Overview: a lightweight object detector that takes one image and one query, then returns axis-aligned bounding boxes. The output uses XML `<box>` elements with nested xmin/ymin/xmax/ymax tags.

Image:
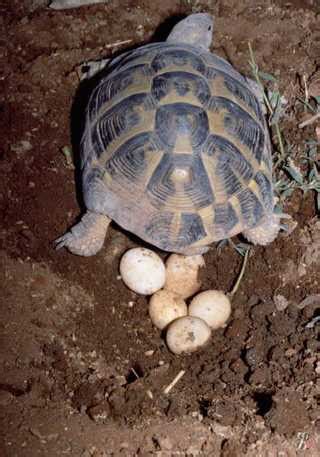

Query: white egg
<box><xmin>149</xmin><ymin>289</ymin><xmax>187</xmax><ymax>330</ymax></box>
<box><xmin>164</xmin><ymin>254</ymin><xmax>205</xmax><ymax>299</ymax></box>
<box><xmin>120</xmin><ymin>248</ymin><xmax>166</xmax><ymax>295</ymax></box>
<box><xmin>189</xmin><ymin>290</ymin><xmax>231</xmax><ymax>329</ymax></box>
<box><xmin>166</xmin><ymin>316</ymin><xmax>211</xmax><ymax>355</ymax></box>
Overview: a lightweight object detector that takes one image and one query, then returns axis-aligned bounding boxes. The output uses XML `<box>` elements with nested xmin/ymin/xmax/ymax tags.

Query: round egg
<box><xmin>149</xmin><ymin>289</ymin><xmax>187</xmax><ymax>330</ymax></box>
<box><xmin>164</xmin><ymin>254</ymin><xmax>205</xmax><ymax>299</ymax></box>
<box><xmin>120</xmin><ymin>248</ymin><xmax>166</xmax><ymax>295</ymax></box>
<box><xmin>189</xmin><ymin>290</ymin><xmax>231</xmax><ymax>329</ymax></box>
<box><xmin>166</xmin><ymin>316</ymin><xmax>211</xmax><ymax>355</ymax></box>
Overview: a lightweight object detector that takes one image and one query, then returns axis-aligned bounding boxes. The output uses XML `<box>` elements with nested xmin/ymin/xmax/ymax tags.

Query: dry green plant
<box><xmin>248</xmin><ymin>43</ymin><xmax>320</xmax><ymax>212</ymax></box>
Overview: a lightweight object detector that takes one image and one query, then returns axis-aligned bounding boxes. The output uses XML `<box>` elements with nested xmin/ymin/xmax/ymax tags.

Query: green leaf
<box><xmin>281</xmin><ymin>188</ymin><xmax>295</xmax><ymax>198</ymax></box>
<box><xmin>306</xmin><ymin>142</ymin><xmax>319</xmax><ymax>160</ymax></box>
<box><xmin>284</xmin><ymin>163</ymin><xmax>304</xmax><ymax>185</ymax></box>
<box><xmin>269</xmin><ymin>90</ymin><xmax>280</xmax><ymax>106</ymax></box>
<box><xmin>274</xmin><ymin>202</ymin><xmax>284</xmax><ymax>212</ymax></box>
<box><xmin>308</xmin><ymin>167</ymin><xmax>315</xmax><ymax>181</ymax></box>
<box><xmin>234</xmin><ymin>243</ymin><xmax>251</xmax><ymax>257</ymax></box>
<box><xmin>317</xmin><ymin>192</ymin><xmax>320</xmax><ymax>212</ymax></box>
<box><xmin>217</xmin><ymin>239</ymin><xmax>228</xmax><ymax>251</ymax></box>
<box><xmin>297</xmin><ymin>97</ymin><xmax>316</xmax><ymax>113</ymax></box>
<box><xmin>313</xmin><ymin>163</ymin><xmax>319</xmax><ymax>179</ymax></box>
<box><xmin>258</xmin><ymin>71</ymin><xmax>277</xmax><ymax>82</ymax></box>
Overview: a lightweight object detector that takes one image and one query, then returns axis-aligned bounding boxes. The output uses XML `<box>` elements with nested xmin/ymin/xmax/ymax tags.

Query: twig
<box><xmin>296</xmin><ymin>294</ymin><xmax>320</xmax><ymax>309</ymax></box>
<box><xmin>275</xmin><ymin>122</ymin><xmax>286</xmax><ymax>160</ymax></box>
<box><xmin>303</xmin><ymin>74</ymin><xmax>309</xmax><ymax>107</ymax></box>
<box><xmin>163</xmin><ymin>370</ymin><xmax>186</xmax><ymax>395</ymax></box>
<box><xmin>50</xmin><ymin>0</ymin><xmax>107</xmax><ymax>9</ymax></box>
<box><xmin>296</xmin><ymin>96</ymin><xmax>317</xmax><ymax>114</ymax></box>
<box><xmin>298</xmin><ymin>112</ymin><xmax>320</xmax><ymax>128</ymax></box>
<box><xmin>248</xmin><ymin>42</ymin><xmax>273</xmax><ymax>115</ymax></box>
<box><xmin>130</xmin><ymin>367</ymin><xmax>140</xmax><ymax>379</ymax></box>
<box><xmin>61</xmin><ymin>146</ymin><xmax>74</xmax><ymax>169</ymax></box>
<box><xmin>248</xmin><ymin>42</ymin><xmax>286</xmax><ymax>160</ymax></box>
<box><xmin>229</xmin><ymin>248</ymin><xmax>250</xmax><ymax>298</ymax></box>
<box><xmin>305</xmin><ymin>315</ymin><xmax>320</xmax><ymax>329</ymax></box>
<box><xmin>105</xmin><ymin>39</ymin><xmax>132</xmax><ymax>49</ymax></box>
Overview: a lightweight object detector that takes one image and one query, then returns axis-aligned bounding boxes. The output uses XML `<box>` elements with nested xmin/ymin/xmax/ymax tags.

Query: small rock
<box><xmin>273</xmin><ymin>294</ymin><xmax>289</xmax><ymax>311</ymax></box>
<box><xmin>186</xmin><ymin>446</ymin><xmax>202</xmax><ymax>455</ymax></box>
<box><xmin>248</xmin><ymin>365</ymin><xmax>270</xmax><ymax>385</ymax></box>
<box><xmin>244</xmin><ymin>347</ymin><xmax>257</xmax><ymax>367</ymax></box>
<box><xmin>11</xmin><ymin>140</ymin><xmax>32</xmax><ymax>155</ymax></box>
<box><xmin>136</xmin><ymin>24</ymin><xmax>145</xmax><ymax>39</ymax></box>
<box><xmin>19</xmin><ymin>229</ymin><xmax>38</xmax><ymax>250</ymax></box>
<box><xmin>229</xmin><ymin>359</ymin><xmax>248</xmax><ymax>378</ymax></box>
<box><xmin>190</xmin><ymin>411</ymin><xmax>203</xmax><ymax>422</ymax></box>
<box><xmin>81</xmin><ymin>451</ymin><xmax>91</xmax><ymax>457</ymax></box>
<box><xmin>285</xmin><ymin>348</ymin><xmax>296</xmax><ymax>358</ymax></box>
<box><xmin>88</xmin><ymin>401</ymin><xmax>111</xmax><ymax>423</ymax></box>
<box><xmin>24</xmin><ymin>1</ymin><xmax>48</xmax><ymax>12</ymax></box>
<box><xmin>153</xmin><ymin>435</ymin><xmax>173</xmax><ymax>451</ymax></box>
<box><xmin>309</xmin><ymin>70</ymin><xmax>320</xmax><ymax>98</ymax></box>
<box><xmin>0</xmin><ymin>390</ymin><xmax>14</xmax><ymax>406</ymax></box>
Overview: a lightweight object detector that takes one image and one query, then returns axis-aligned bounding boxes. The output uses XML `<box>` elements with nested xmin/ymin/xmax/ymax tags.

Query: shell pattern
<box><xmin>81</xmin><ymin>43</ymin><xmax>274</xmax><ymax>253</ymax></box>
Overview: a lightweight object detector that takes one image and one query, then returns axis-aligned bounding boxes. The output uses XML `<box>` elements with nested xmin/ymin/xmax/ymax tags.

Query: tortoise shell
<box><xmin>81</xmin><ymin>43</ymin><xmax>273</xmax><ymax>253</ymax></box>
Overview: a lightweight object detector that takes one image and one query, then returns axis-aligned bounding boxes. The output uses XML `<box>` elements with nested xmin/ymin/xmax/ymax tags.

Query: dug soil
<box><xmin>1</xmin><ymin>0</ymin><xmax>319</xmax><ymax>455</ymax></box>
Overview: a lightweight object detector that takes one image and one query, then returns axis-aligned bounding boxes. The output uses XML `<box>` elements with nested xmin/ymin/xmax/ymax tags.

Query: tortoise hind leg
<box><xmin>243</xmin><ymin>213</ymin><xmax>281</xmax><ymax>246</ymax></box>
<box><xmin>55</xmin><ymin>211</ymin><xmax>111</xmax><ymax>256</ymax></box>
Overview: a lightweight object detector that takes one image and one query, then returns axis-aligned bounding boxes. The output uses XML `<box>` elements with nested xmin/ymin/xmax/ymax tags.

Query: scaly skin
<box><xmin>243</xmin><ymin>212</ymin><xmax>290</xmax><ymax>246</ymax></box>
<box><xmin>55</xmin><ymin>211</ymin><xmax>111</xmax><ymax>256</ymax></box>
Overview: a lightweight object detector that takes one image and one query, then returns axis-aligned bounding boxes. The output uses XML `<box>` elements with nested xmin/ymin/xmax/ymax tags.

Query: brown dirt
<box><xmin>1</xmin><ymin>1</ymin><xmax>320</xmax><ymax>455</ymax></box>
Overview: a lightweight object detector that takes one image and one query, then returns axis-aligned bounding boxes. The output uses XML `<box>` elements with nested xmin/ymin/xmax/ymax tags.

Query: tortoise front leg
<box><xmin>55</xmin><ymin>211</ymin><xmax>111</xmax><ymax>256</ymax></box>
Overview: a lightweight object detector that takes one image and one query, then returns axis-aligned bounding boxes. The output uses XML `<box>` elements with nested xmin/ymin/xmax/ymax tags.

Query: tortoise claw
<box><xmin>54</xmin><ymin>212</ymin><xmax>111</xmax><ymax>256</ymax></box>
<box><xmin>54</xmin><ymin>233</ymin><xmax>74</xmax><ymax>251</ymax></box>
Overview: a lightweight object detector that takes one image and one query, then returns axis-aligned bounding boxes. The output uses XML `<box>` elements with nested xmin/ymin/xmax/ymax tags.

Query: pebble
<box><xmin>88</xmin><ymin>401</ymin><xmax>111</xmax><ymax>423</ymax></box>
<box><xmin>11</xmin><ymin>140</ymin><xmax>32</xmax><ymax>155</ymax></box>
<box><xmin>273</xmin><ymin>294</ymin><xmax>289</xmax><ymax>311</ymax></box>
<box><xmin>244</xmin><ymin>347</ymin><xmax>257</xmax><ymax>367</ymax></box>
<box><xmin>152</xmin><ymin>435</ymin><xmax>173</xmax><ymax>451</ymax></box>
<box><xmin>136</xmin><ymin>24</ymin><xmax>145</xmax><ymax>39</ymax></box>
<box><xmin>0</xmin><ymin>390</ymin><xmax>14</xmax><ymax>406</ymax></box>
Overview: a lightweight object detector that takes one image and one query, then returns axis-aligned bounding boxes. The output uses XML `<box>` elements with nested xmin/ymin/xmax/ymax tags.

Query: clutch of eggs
<box><xmin>120</xmin><ymin>248</ymin><xmax>231</xmax><ymax>354</ymax></box>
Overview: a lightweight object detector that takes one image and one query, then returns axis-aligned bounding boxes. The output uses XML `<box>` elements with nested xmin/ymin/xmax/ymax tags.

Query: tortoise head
<box><xmin>166</xmin><ymin>13</ymin><xmax>214</xmax><ymax>50</ymax></box>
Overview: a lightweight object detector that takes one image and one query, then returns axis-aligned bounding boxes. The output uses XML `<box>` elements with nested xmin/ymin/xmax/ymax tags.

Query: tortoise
<box><xmin>56</xmin><ymin>13</ymin><xmax>286</xmax><ymax>257</ymax></box>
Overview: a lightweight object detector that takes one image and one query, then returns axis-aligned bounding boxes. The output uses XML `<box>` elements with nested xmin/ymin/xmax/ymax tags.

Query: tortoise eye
<box><xmin>208</xmin><ymin>26</ymin><xmax>212</xmax><ymax>31</ymax></box>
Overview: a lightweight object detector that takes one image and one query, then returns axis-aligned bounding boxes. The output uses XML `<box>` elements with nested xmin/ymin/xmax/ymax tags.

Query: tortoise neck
<box><xmin>166</xmin><ymin>14</ymin><xmax>213</xmax><ymax>51</ymax></box>
<box><xmin>166</xmin><ymin>35</ymin><xmax>210</xmax><ymax>51</ymax></box>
